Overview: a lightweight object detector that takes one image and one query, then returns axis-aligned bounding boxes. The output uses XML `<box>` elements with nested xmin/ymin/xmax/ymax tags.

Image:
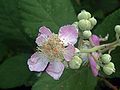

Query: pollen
<box><xmin>40</xmin><ymin>34</ymin><xmax>64</xmax><ymax>60</ymax></box>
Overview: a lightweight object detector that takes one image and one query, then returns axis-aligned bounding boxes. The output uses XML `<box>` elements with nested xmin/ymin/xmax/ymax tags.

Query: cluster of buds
<box><xmin>103</xmin><ymin>62</ymin><xmax>115</xmax><ymax>75</ymax></box>
<box><xmin>98</xmin><ymin>54</ymin><xmax>115</xmax><ymax>75</ymax></box>
<box><xmin>73</xmin><ymin>10</ymin><xmax>97</xmax><ymax>39</ymax></box>
<box><xmin>27</xmin><ymin>10</ymin><xmax>120</xmax><ymax>80</ymax></box>
<box><xmin>71</xmin><ymin>10</ymin><xmax>120</xmax><ymax>77</ymax></box>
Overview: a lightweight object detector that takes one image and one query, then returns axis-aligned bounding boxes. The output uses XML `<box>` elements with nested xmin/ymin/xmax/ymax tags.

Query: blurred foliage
<box><xmin>71</xmin><ymin>0</ymin><xmax>120</xmax><ymax>20</ymax></box>
<box><xmin>32</xmin><ymin>67</ymin><xmax>97</xmax><ymax>90</ymax></box>
<box><xmin>0</xmin><ymin>0</ymin><xmax>34</xmax><ymax>52</ymax></box>
<box><xmin>0</xmin><ymin>0</ymin><xmax>120</xmax><ymax>90</ymax></box>
<box><xmin>0</xmin><ymin>54</ymin><xmax>32</xmax><ymax>88</ymax></box>
<box><xmin>94</xmin><ymin>9</ymin><xmax>120</xmax><ymax>41</ymax></box>
<box><xmin>19</xmin><ymin>0</ymin><xmax>76</xmax><ymax>38</ymax></box>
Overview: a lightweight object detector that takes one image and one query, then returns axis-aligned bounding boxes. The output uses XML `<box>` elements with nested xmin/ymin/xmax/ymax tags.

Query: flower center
<box><xmin>41</xmin><ymin>34</ymin><xmax>64</xmax><ymax>60</ymax></box>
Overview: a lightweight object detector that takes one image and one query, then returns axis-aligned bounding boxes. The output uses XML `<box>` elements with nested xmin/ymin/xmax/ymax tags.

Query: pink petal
<box><xmin>35</xmin><ymin>34</ymin><xmax>47</xmax><ymax>46</ymax></box>
<box><xmin>89</xmin><ymin>55</ymin><xmax>98</xmax><ymax>77</ymax></box>
<box><xmin>59</xmin><ymin>25</ymin><xmax>78</xmax><ymax>46</ymax></box>
<box><xmin>46</xmin><ymin>61</ymin><xmax>64</xmax><ymax>80</ymax></box>
<box><xmin>38</xmin><ymin>26</ymin><xmax>52</xmax><ymax>37</ymax></box>
<box><xmin>63</xmin><ymin>44</ymin><xmax>75</xmax><ymax>61</ymax></box>
<box><xmin>89</xmin><ymin>35</ymin><xmax>100</xmax><ymax>46</ymax></box>
<box><xmin>27</xmin><ymin>52</ymin><xmax>49</xmax><ymax>72</ymax></box>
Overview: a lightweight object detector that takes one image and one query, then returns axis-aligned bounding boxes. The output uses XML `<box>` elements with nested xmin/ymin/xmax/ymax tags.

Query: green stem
<box><xmin>80</xmin><ymin>45</ymin><xmax>105</xmax><ymax>53</ymax></box>
<box><xmin>79</xmin><ymin>41</ymin><xmax>118</xmax><ymax>53</ymax></box>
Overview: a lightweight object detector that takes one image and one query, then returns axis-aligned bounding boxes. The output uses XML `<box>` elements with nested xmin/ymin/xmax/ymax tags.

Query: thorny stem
<box><xmin>79</xmin><ymin>40</ymin><xmax>119</xmax><ymax>53</ymax></box>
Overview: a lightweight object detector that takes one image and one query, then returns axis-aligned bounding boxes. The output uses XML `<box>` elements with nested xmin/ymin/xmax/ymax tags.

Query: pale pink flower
<box><xmin>27</xmin><ymin>25</ymin><xmax>78</xmax><ymax>80</ymax></box>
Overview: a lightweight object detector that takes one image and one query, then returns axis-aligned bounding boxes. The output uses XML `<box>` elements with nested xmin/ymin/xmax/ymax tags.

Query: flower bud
<box><xmin>89</xmin><ymin>35</ymin><xmax>100</xmax><ymax>46</ymax></box>
<box><xmin>103</xmin><ymin>62</ymin><xmax>115</xmax><ymax>75</ymax></box>
<box><xmin>77</xmin><ymin>10</ymin><xmax>91</xmax><ymax>20</ymax></box>
<box><xmin>101</xmin><ymin>54</ymin><xmax>111</xmax><ymax>64</ymax></box>
<box><xmin>69</xmin><ymin>56</ymin><xmax>82</xmax><ymax>69</ymax></box>
<box><xmin>115</xmin><ymin>25</ymin><xmax>120</xmax><ymax>35</ymax></box>
<box><xmin>72</xmin><ymin>22</ymin><xmax>79</xmax><ymax>28</ymax></box>
<box><xmin>78</xmin><ymin>19</ymin><xmax>91</xmax><ymax>30</ymax></box>
<box><xmin>83</xmin><ymin>30</ymin><xmax>92</xmax><ymax>39</ymax></box>
<box><xmin>89</xmin><ymin>17</ymin><xmax>97</xmax><ymax>26</ymax></box>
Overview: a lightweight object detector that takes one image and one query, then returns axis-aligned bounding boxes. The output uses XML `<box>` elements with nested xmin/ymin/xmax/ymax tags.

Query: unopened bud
<box><xmin>77</xmin><ymin>10</ymin><xmax>91</xmax><ymax>20</ymax></box>
<box><xmin>78</xmin><ymin>19</ymin><xmax>91</xmax><ymax>30</ymax></box>
<box><xmin>69</xmin><ymin>56</ymin><xmax>82</xmax><ymax>69</ymax></box>
<box><xmin>115</xmin><ymin>25</ymin><xmax>120</xmax><ymax>35</ymax></box>
<box><xmin>101</xmin><ymin>54</ymin><xmax>111</xmax><ymax>64</ymax></box>
<box><xmin>103</xmin><ymin>62</ymin><xmax>115</xmax><ymax>75</ymax></box>
<box><xmin>72</xmin><ymin>22</ymin><xmax>79</xmax><ymax>28</ymax></box>
<box><xmin>83</xmin><ymin>30</ymin><xmax>92</xmax><ymax>39</ymax></box>
<box><xmin>89</xmin><ymin>17</ymin><xmax>97</xmax><ymax>26</ymax></box>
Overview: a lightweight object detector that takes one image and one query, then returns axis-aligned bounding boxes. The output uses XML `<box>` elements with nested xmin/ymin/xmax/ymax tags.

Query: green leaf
<box><xmin>19</xmin><ymin>0</ymin><xmax>76</xmax><ymax>38</ymax></box>
<box><xmin>72</xmin><ymin>0</ymin><xmax>119</xmax><ymax>20</ymax></box>
<box><xmin>0</xmin><ymin>54</ymin><xmax>32</xmax><ymax>89</ymax></box>
<box><xmin>0</xmin><ymin>0</ymin><xmax>33</xmax><ymax>49</ymax></box>
<box><xmin>96</xmin><ymin>0</ymin><xmax>119</xmax><ymax>13</ymax></box>
<box><xmin>94</xmin><ymin>9</ymin><xmax>120</xmax><ymax>42</ymax></box>
<box><xmin>0</xmin><ymin>43</ymin><xmax>8</xmax><ymax>63</ymax></box>
<box><xmin>32</xmin><ymin>67</ymin><xmax>97</xmax><ymax>90</ymax></box>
